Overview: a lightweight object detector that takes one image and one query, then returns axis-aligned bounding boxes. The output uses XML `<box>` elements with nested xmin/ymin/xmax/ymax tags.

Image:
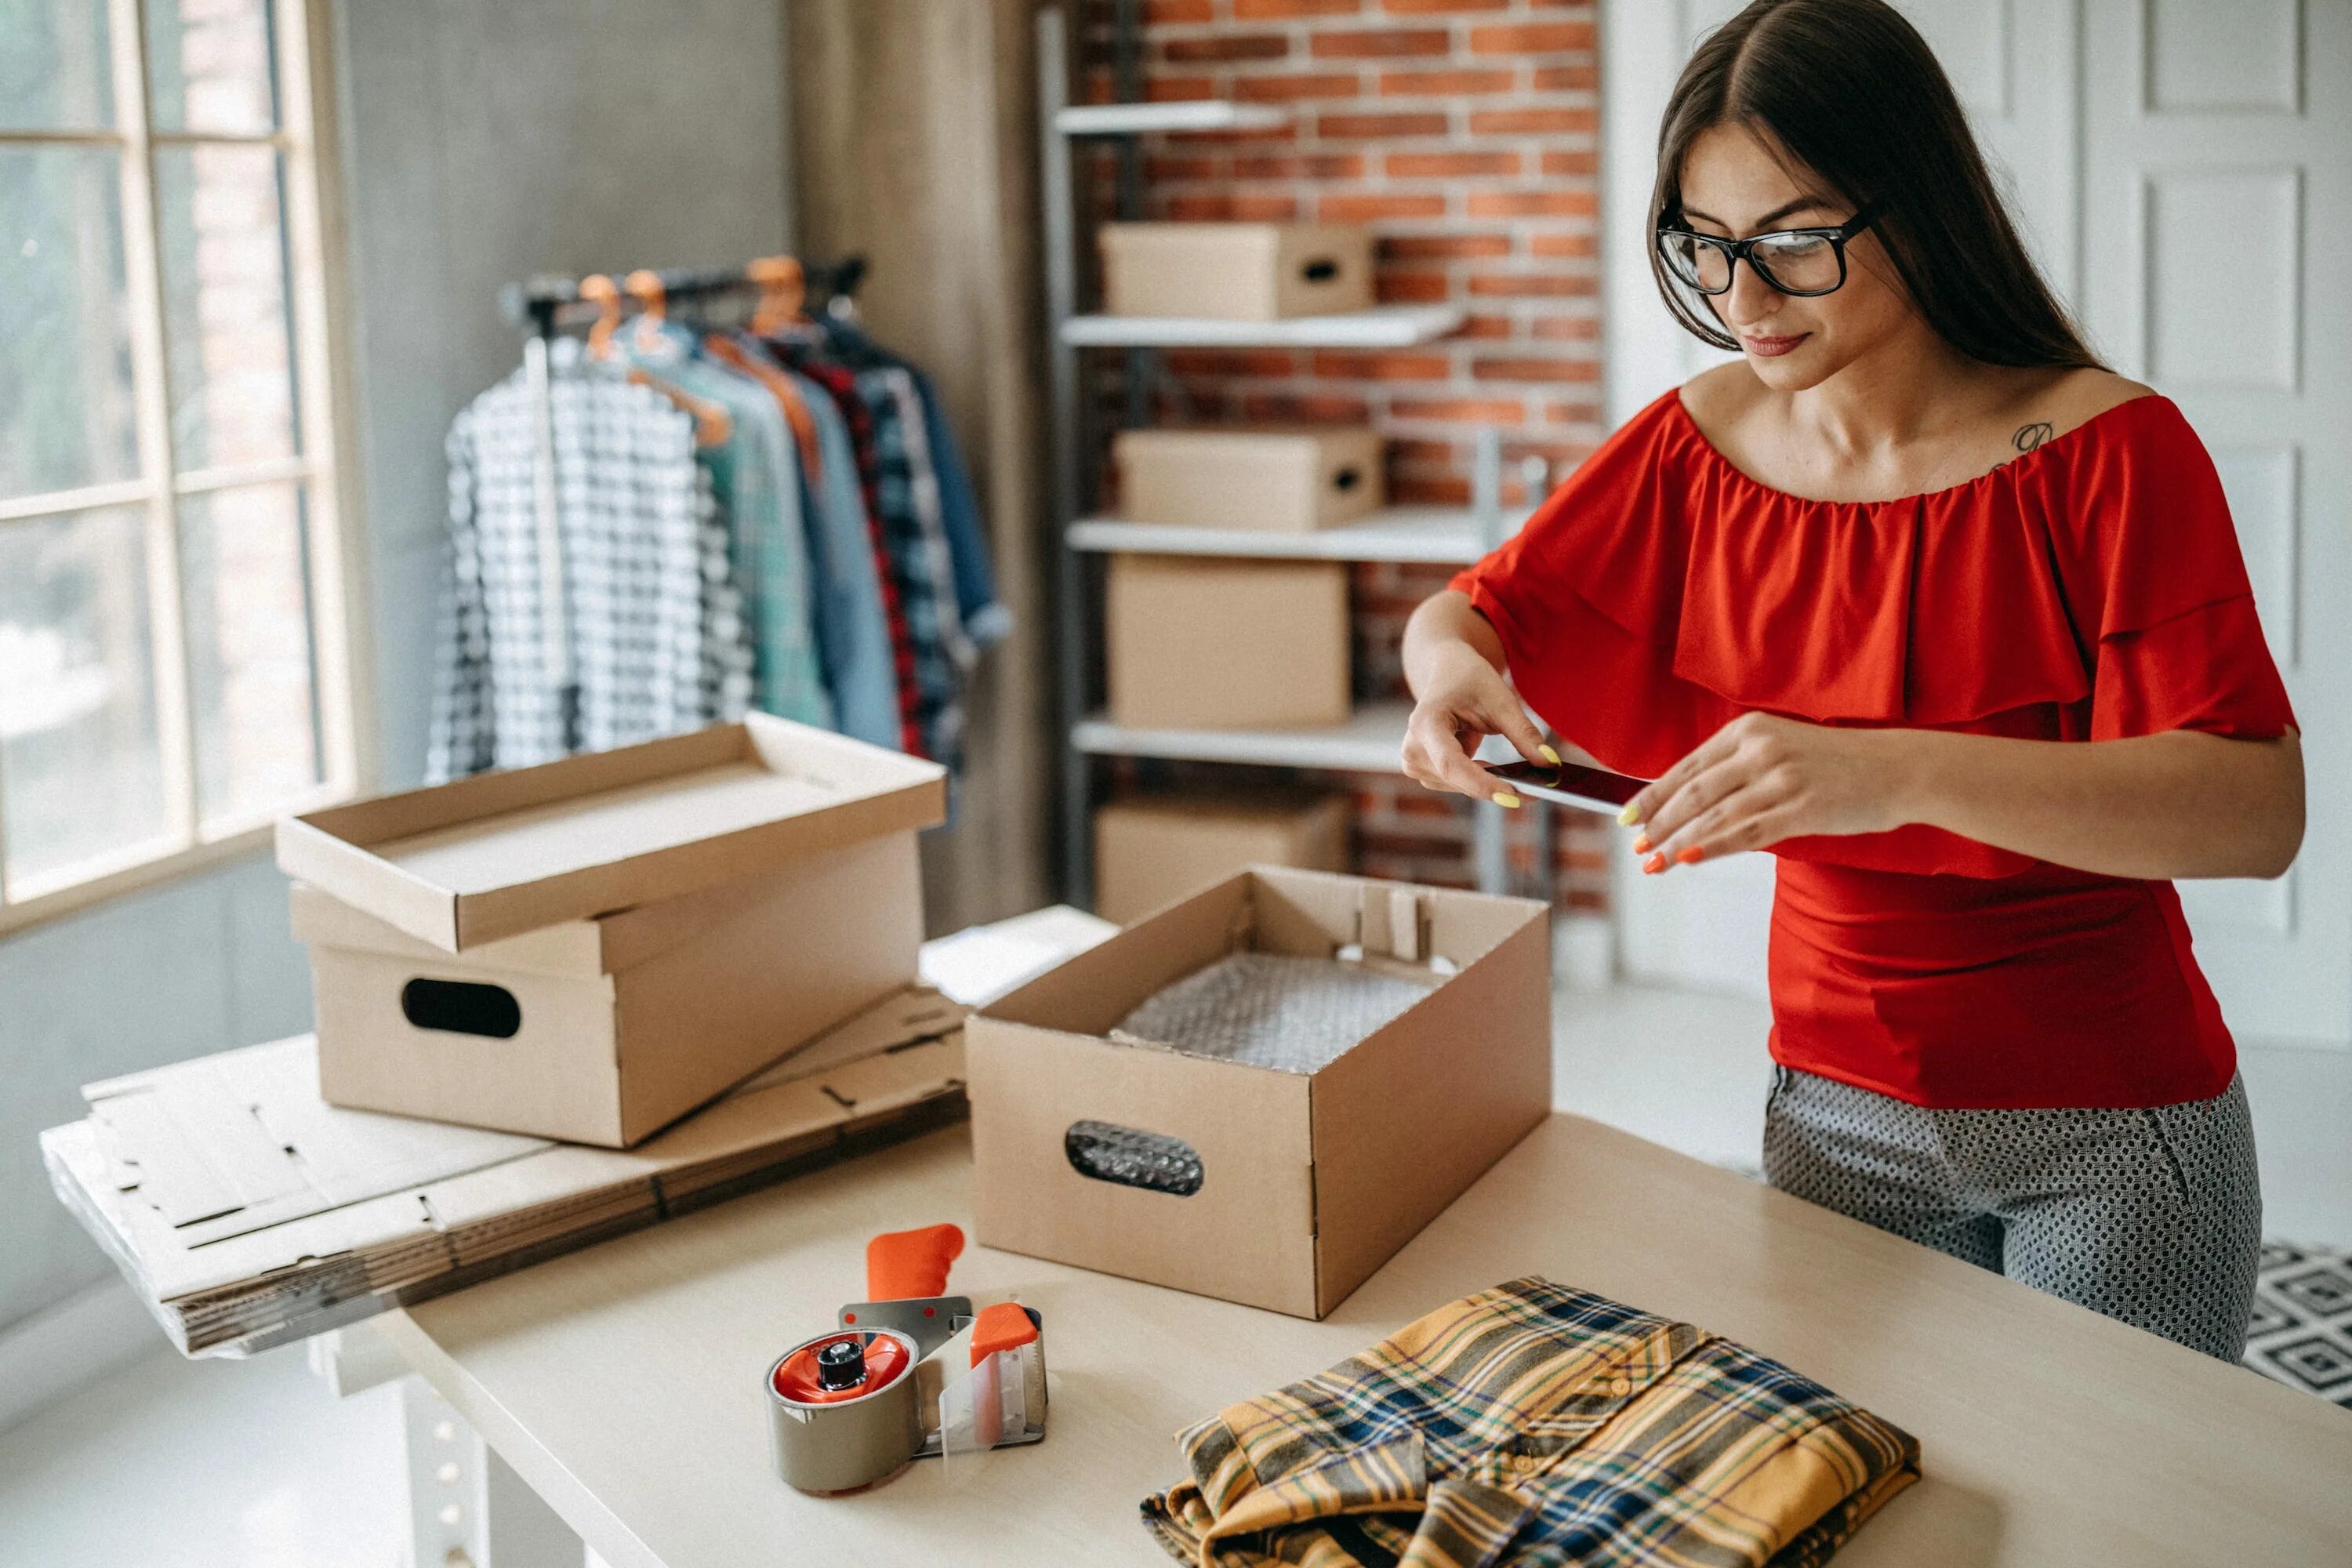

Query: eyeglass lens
<box><xmin>1660</xmin><ymin>230</ymin><xmax>1844</xmax><ymax>296</ymax></box>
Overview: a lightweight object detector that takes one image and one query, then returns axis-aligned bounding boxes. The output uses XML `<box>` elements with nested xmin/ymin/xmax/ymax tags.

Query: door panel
<box><xmin>2085</xmin><ymin>0</ymin><xmax>2351</xmax><ymax>1043</ymax></box>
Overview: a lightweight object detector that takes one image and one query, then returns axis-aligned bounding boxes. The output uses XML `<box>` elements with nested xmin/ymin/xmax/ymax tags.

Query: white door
<box><xmin>1599</xmin><ymin>0</ymin><xmax>2352</xmax><ymax>1045</ymax></box>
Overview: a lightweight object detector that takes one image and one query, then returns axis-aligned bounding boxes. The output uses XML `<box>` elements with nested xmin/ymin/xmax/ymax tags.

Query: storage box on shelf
<box><xmin>1094</xmin><ymin>789</ymin><xmax>1350</xmax><ymax>926</ymax></box>
<box><xmin>1105</xmin><ymin>554</ymin><xmax>1349</xmax><ymax>731</ymax></box>
<box><xmin>1115</xmin><ymin>426</ymin><xmax>1384</xmax><ymax>534</ymax></box>
<box><xmin>968</xmin><ymin>866</ymin><xmax>1552</xmax><ymax>1319</ymax></box>
<box><xmin>277</xmin><ymin>715</ymin><xmax>946</xmax><ymax>1146</ymax></box>
<box><xmin>1100</xmin><ymin>222</ymin><xmax>1373</xmax><ymax>321</ymax></box>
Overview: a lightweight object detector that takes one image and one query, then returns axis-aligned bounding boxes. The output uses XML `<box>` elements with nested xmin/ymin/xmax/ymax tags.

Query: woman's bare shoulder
<box><xmin>1993</xmin><ymin>367</ymin><xmax>2158</xmax><ymax>453</ymax></box>
<box><xmin>1675</xmin><ymin>361</ymin><xmax>1768</xmax><ymax>441</ymax></box>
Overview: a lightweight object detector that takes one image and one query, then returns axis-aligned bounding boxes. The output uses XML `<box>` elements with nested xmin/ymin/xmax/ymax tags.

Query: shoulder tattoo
<box><xmin>2012</xmin><ymin>420</ymin><xmax>2056</xmax><ymax>454</ymax></box>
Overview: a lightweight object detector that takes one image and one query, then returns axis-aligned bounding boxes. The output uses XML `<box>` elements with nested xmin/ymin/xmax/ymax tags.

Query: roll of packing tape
<box><xmin>767</xmin><ymin>1327</ymin><xmax>924</xmax><ymax>1494</ymax></box>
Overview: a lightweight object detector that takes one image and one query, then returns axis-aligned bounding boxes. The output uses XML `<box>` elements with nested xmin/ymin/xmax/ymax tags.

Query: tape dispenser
<box><xmin>765</xmin><ymin>1222</ymin><xmax>1047</xmax><ymax>1495</ymax></box>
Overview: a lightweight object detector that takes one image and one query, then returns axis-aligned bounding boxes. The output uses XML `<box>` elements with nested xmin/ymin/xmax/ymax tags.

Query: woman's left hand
<box><xmin>1625</xmin><ymin>713</ymin><xmax>1918</xmax><ymax>872</ymax></box>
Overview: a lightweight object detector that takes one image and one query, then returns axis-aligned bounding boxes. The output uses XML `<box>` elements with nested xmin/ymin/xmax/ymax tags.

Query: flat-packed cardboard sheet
<box><xmin>276</xmin><ymin>714</ymin><xmax>946</xmax><ymax>952</ymax></box>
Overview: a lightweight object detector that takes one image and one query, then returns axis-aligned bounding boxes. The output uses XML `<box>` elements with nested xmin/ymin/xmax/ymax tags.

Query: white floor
<box><xmin>3</xmin><ymin>981</ymin><xmax>2347</xmax><ymax>1566</ymax></box>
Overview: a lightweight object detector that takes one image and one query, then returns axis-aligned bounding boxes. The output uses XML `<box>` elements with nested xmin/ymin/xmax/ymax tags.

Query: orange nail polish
<box><xmin>1632</xmin><ymin>833</ymin><xmax>1653</xmax><ymax>855</ymax></box>
<box><xmin>1676</xmin><ymin>846</ymin><xmax>1705</xmax><ymax>866</ymax></box>
<box><xmin>1642</xmin><ymin>853</ymin><xmax>1666</xmax><ymax>875</ymax></box>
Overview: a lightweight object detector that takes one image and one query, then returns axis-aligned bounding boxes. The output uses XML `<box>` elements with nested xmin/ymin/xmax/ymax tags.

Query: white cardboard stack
<box><xmin>42</xmin><ymin>908</ymin><xmax>1116</xmax><ymax>1357</ymax></box>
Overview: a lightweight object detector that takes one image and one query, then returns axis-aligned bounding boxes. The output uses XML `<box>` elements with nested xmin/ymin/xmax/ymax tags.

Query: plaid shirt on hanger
<box><xmin>1142</xmin><ymin>1277</ymin><xmax>1919</xmax><ymax>1568</ymax></box>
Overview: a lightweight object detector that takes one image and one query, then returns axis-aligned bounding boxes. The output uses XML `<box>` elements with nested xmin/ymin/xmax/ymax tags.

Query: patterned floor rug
<box><xmin>2244</xmin><ymin>1240</ymin><xmax>2352</xmax><ymax>1408</ymax></box>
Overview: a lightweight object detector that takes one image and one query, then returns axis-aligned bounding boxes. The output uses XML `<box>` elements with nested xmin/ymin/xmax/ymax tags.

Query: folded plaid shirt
<box><xmin>1142</xmin><ymin>1278</ymin><xmax>1918</xmax><ymax>1568</ymax></box>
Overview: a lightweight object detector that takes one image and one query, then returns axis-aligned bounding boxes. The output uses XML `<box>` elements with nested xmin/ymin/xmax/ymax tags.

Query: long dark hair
<box><xmin>1650</xmin><ymin>0</ymin><xmax>2103</xmax><ymax>368</ymax></box>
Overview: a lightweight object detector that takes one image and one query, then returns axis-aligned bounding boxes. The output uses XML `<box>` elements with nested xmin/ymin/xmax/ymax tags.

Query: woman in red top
<box><xmin>1406</xmin><ymin>0</ymin><xmax>2302</xmax><ymax>1363</ymax></box>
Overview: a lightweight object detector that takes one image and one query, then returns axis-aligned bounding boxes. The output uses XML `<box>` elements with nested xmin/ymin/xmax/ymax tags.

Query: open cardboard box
<box><xmin>967</xmin><ymin>867</ymin><xmax>1552</xmax><ymax>1319</ymax></box>
<box><xmin>277</xmin><ymin>714</ymin><xmax>946</xmax><ymax>953</ymax></box>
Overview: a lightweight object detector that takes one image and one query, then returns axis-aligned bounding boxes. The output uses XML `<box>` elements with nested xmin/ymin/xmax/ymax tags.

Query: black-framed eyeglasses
<box><xmin>1656</xmin><ymin>199</ymin><xmax>1886</xmax><ymax>298</ymax></box>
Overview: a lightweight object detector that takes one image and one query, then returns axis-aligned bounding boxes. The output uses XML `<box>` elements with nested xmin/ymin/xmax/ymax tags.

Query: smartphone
<box><xmin>1482</xmin><ymin>757</ymin><xmax>1650</xmax><ymax>815</ymax></box>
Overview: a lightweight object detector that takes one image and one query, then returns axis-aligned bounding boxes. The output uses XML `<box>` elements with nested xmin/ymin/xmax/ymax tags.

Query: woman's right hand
<box><xmin>1400</xmin><ymin>640</ymin><xmax>1555</xmax><ymax>805</ymax></box>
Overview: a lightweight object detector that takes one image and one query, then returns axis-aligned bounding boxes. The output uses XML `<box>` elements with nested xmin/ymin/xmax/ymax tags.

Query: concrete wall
<box><xmin>0</xmin><ymin>0</ymin><xmax>794</xmax><ymax>1335</ymax></box>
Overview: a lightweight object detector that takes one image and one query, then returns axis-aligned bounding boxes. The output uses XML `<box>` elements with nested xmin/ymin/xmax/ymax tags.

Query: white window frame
<box><xmin>0</xmin><ymin>0</ymin><xmax>368</xmax><ymax>935</ymax></box>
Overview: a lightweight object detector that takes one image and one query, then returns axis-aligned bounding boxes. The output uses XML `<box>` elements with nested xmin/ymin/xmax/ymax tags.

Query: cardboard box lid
<box><xmin>1095</xmin><ymin>789</ymin><xmax>1348</xmax><ymax>829</ymax></box>
<box><xmin>277</xmin><ymin>715</ymin><xmax>946</xmax><ymax>953</ymax></box>
<box><xmin>1113</xmin><ymin>425</ymin><xmax>1381</xmax><ymax>459</ymax></box>
<box><xmin>1098</xmin><ymin>221</ymin><xmax>1367</xmax><ymax>257</ymax></box>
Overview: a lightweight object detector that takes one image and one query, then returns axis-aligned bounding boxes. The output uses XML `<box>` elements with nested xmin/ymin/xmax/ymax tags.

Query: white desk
<box><xmin>374</xmin><ymin>1113</ymin><xmax>2352</xmax><ymax>1566</ymax></box>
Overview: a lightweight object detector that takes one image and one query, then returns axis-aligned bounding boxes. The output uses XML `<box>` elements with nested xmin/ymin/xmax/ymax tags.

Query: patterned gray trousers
<box><xmin>1762</xmin><ymin>1064</ymin><xmax>2263</xmax><ymax>1362</ymax></box>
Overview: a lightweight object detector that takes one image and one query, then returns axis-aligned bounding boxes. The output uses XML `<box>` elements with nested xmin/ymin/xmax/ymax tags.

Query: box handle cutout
<box><xmin>1064</xmin><ymin>1120</ymin><xmax>1203</xmax><ymax>1197</ymax></box>
<box><xmin>1301</xmin><ymin>256</ymin><xmax>1341</xmax><ymax>282</ymax></box>
<box><xmin>401</xmin><ymin>978</ymin><xmax>522</xmax><ymax>1039</ymax></box>
<box><xmin>1332</xmin><ymin>466</ymin><xmax>1363</xmax><ymax>492</ymax></box>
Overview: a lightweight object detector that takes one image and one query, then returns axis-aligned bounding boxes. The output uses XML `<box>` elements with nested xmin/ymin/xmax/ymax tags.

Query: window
<box><xmin>0</xmin><ymin>0</ymin><xmax>358</xmax><ymax>931</ymax></box>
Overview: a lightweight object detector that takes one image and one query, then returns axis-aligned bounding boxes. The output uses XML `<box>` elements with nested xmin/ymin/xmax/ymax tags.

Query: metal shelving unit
<box><xmin>1035</xmin><ymin>5</ymin><xmax>1552</xmax><ymax>908</ymax></box>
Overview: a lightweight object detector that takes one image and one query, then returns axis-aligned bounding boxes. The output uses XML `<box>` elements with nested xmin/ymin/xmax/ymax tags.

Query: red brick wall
<box><xmin>1081</xmin><ymin>0</ymin><xmax>1610</xmax><ymax>909</ymax></box>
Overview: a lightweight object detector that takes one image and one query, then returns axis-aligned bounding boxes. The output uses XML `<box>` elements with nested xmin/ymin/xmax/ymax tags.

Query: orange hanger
<box><xmin>580</xmin><ymin>274</ymin><xmax>622</xmax><ymax>359</ymax></box>
<box><xmin>633</xmin><ymin>367</ymin><xmax>734</xmax><ymax>448</ymax></box>
<box><xmin>748</xmin><ymin>255</ymin><xmax>806</xmax><ymax>335</ymax></box>
<box><xmin>626</xmin><ymin>268</ymin><xmax>669</xmax><ymax>353</ymax></box>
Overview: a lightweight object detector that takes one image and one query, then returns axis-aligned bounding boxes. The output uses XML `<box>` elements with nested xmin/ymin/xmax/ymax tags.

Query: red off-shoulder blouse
<box><xmin>1450</xmin><ymin>388</ymin><xmax>2296</xmax><ymax>1110</ymax></box>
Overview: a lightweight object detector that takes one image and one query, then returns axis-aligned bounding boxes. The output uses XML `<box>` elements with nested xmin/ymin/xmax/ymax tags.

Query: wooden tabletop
<box><xmin>382</xmin><ymin>1114</ymin><xmax>2352</xmax><ymax>1567</ymax></box>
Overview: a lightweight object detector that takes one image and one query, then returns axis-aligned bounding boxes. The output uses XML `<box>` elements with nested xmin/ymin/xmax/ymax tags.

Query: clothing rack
<box><xmin>499</xmin><ymin>256</ymin><xmax>870</xmax><ymax>340</ymax></box>
<box><xmin>490</xmin><ymin>254</ymin><xmax>870</xmax><ymax>755</ymax></box>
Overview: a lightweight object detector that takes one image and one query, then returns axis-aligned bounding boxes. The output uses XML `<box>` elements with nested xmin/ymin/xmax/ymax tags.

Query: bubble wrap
<box><xmin>1110</xmin><ymin>952</ymin><xmax>1435</xmax><ymax>1075</ymax></box>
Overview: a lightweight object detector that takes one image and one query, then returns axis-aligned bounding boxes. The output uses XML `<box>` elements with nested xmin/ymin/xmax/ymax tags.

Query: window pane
<box><xmin>154</xmin><ymin>143</ymin><xmax>299</xmax><ymax>470</ymax></box>
<box><xmin>0</xmin><ymin>147</ymin><xmax>139</xmax><ymax>500</ymax></box>
<box><xmin>180</xmin><ymin>482</ymin><xmax>321</xmax><ymax>827</ymax></box>
<box><xmin>0</xmin><ymin>0</ymin><xmax>114</xmax><ymax>131</ymax></box>
<box><xmin>145</xmin><ymin>0</ymin><xmax>278</xmax><ymax>135</ymax></box>
<box><xmin>0</xmin><ymin>507</ymin><xmax>171</xmax><ymax>891</ymax></box>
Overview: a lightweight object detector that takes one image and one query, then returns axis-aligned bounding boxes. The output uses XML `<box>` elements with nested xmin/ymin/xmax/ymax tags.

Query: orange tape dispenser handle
<box><xmin>865</xmin><ymin>1222</ymin><xmax>964</xmax><ymax>1303</ymax></box>
<box><xmin>968</xmin><ymin>1301</ymin><xmax>1040</xmax><ymax>1370</ymax></box>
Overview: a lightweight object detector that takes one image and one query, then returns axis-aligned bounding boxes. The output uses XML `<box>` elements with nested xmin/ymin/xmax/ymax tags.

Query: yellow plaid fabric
<box><xmin>1142</xmin><ymin>1278</ymin><xmax>1918</xmax><ymax>1568</ymax></box>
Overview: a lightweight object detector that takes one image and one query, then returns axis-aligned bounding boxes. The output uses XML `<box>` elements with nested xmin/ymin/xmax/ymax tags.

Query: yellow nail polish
<box><xmin>1538</xmin><ymin>744</ymin><xmax>1562</xmax><ymax>765</ymax></box>
<box><xmin>1617</xmin><ymin>803</ymin><xmax>1642</xmax><ymax>826</ymax></box>
<box><xmin>1492</xmin><ymin>791</ymin><xmax>1522</xmax><ymax>809</ymax></box>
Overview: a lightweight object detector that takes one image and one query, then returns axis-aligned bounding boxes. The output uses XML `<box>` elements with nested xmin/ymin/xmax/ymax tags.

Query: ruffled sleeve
<box><xmin>1448</xmin><ymin>390</ymin><xmax>1737</xmax><ymax>778</ymax></box>
<box><xmin>2039</xmin><ymin>395</ymin><xmax>2296</xmax><ymax>742</ymax></box>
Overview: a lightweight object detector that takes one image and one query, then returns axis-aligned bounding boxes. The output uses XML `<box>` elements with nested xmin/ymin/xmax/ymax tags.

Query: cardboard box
<box><xmin>1101</xmin><ymin>223</ymin><xmax>1374</xmax><ymax>321</ymax></box>
<box><xmin>1094</xmin><ymin>791</ymin><xmax>1350</xmax><ymax>926</ymax></box>
<box><xmin>294</xmin><ymin>830</ymin><xmax>923</xmax><ymax>1145</ymax></box>
<box><xmin>968</xmin><ymin>868</ymin><xmax>1552</xmax><ymax>1319</ymax></box>
<box><xmin>1116</xmin><ymin>426</ymin><xmax>1385</xmax><ymax>533</ymax></box>
<box><xmin>1106</xmin><ymin>555</ymin><xmax>1350</xmax><ymax>730</ymax></box>
<box><xmin>277</xmin><ymin>715</ymin><xmax>945</xmax><ymax>953</ymax></box>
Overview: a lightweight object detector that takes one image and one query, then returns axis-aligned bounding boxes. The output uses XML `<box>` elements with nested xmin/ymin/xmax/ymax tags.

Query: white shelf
<box><xmin>1073</xmin><ymin>702</ymin><xmax>1414</xmax><ymax>772</ymax></box>
<box><xmin>1061</xmin><ymin>303</ymin><xmax>1467</xmax><ymax>349</ymax></box>
<box><xmin>1056</xmin><ymin>101</ymin><xmax>1290</xmax><ymax>136</ymax></box>
<box><xmin>1069</xmin><ymin>505</ymin><xmax>1528</xmax><ymax>564</ymax></box>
